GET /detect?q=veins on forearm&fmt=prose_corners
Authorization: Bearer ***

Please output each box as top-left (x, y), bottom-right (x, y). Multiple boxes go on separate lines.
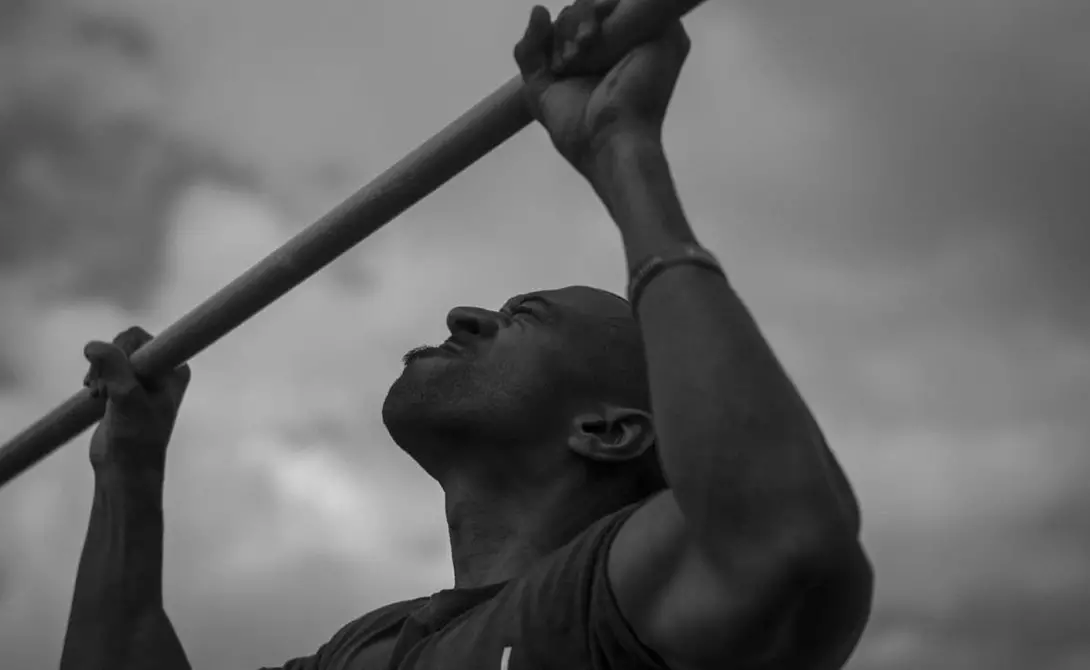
top-left (590, 136), bottom-right (697, 265)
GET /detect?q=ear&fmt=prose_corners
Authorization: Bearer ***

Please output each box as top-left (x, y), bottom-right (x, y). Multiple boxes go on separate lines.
top-left (567, 404), bottom-right (655, 463)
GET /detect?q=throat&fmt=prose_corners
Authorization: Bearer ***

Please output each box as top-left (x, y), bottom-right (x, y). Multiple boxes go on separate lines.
top-left (443, 481), bottom-right (602, 589)
top-left (449, 531), bottom-right (541, 589)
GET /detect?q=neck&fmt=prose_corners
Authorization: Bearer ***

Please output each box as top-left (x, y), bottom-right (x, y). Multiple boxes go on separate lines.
top-left (439, 464), bottom-right (622, 589)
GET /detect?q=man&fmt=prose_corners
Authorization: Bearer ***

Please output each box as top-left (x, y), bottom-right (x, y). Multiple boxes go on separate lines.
top-left (60, 1), bottom-right (873, 668)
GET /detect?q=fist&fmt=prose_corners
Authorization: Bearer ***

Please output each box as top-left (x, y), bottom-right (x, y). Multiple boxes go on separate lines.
top-left (84, 326), bottom-right (190, 474)
top-left (513, 0), bottom-right (690, 176)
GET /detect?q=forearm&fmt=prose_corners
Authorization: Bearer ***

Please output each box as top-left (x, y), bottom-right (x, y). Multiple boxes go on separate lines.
top-left (61, 466), bottom-right (190, 670)
top-left (590, 135), bottom-right (858, 549)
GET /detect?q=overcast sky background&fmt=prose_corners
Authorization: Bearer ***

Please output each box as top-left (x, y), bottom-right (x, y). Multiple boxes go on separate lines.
top-left (1, 0), bottom-right (1088, 668)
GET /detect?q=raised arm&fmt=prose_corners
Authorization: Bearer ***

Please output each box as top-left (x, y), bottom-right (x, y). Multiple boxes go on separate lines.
top-left (60, 327), bottom-right (192, 670)
top-left (596, 132), bottom-right (872, 670)
top-left (514, 3), bottom-right (872, 668)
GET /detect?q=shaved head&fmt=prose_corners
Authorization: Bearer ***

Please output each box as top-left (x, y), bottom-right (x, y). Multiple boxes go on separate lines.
top-left (543, 288), bottom-right (651, 412)
top-left (382, 285), bottom-right (664, 498)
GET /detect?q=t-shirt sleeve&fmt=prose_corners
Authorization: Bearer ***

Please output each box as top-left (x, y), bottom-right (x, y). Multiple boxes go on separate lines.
top-left (257, 628), bottom-right (346, 670)
top-left (257, 598), bottom-right (425, 670)
top-left (259, 657), bottom-right (317, 670)
top-left (257, 648), bottom-right (321, 669)
top-left (496, 500), bottom-right (670, 670)
top-left (584, 502), bottom-right (670, 669)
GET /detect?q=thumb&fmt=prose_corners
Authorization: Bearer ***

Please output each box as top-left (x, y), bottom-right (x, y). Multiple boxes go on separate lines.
top-left (513, 5), bottom-right (555, 96)
top-left (83, 341), bottom-right (142, 403)
top-left (156, 362), bottom-right (192, 410)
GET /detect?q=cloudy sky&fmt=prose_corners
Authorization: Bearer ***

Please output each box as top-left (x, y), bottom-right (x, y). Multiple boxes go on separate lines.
top-left (1, 0), bottom-right (1087, 668)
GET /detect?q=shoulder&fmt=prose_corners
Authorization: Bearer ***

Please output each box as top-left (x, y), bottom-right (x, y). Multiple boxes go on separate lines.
top-left (324, 596), bottom-right (430, 649)
top-left (482, 499), bottom-right (668, 668)
top-left (608, 491), bottom-right (873, 669)
top-left (264, 596), bottom-right (429, 670)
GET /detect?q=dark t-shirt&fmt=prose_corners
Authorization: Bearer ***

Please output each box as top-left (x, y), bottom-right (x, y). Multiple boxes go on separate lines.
top-left (262, 501), bottom-right (667, 670)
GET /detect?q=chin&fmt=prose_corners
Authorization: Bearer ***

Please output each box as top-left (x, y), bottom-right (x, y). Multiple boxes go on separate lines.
top-left (382, 371), bottom-right (426, 424)
top-left (383, 366), bottom-right (460, 438)
top-left (381, 381), bottom-right (483, 475)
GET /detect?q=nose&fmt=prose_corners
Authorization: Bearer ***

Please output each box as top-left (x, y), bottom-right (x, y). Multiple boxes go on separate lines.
top-left (446, 306), bottom-right (503, 339)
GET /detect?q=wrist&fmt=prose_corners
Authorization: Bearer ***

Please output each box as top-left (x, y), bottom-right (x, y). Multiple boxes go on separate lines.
top-left (586, 130), bottom-right (694, 249)
top-left (91, 432), bottom-right (170, 476)
top-left (93, 461), bottom-right (165, 492)
top-left (586, 128), bottom-right (665, 187)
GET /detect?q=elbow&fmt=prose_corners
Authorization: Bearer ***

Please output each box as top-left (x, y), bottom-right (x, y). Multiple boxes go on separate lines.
top-left (784, 508), bottom-right (870, 587)
top-left (746, 487), bottom-right (863, 581)
top-left (700, 503), bottom-right (863, 583)
top-left (772, 436), bottom-right (865, 555)
top-left (789, 497), bottom-right (862, 561)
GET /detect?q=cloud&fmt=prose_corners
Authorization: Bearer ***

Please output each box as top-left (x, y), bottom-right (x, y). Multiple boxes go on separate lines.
top-left (716, 0), bottom-right (1090, 320)
top-left (0, 0), bottom-right (253, 310)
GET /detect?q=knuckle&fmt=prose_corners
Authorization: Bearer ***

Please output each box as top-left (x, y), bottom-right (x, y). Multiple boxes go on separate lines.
top-left (555, 6), bottom-right (574, 30)
top-left (108, 379), bottom-right (144, 403)
top-left (172, 370), bottom-right (192, 395)
top-left (114, 326), bottom-right (152, 354)
top-left (83, 340), bottom-right (108, 360)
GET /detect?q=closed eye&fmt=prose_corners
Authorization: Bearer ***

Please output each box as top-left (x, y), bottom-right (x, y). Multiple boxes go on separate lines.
top-left (502, 296), bottom-right (551, 322)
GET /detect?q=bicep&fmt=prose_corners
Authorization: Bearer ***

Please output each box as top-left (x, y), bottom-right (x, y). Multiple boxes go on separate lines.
top-left (608, 491), bottom-right (873, 670)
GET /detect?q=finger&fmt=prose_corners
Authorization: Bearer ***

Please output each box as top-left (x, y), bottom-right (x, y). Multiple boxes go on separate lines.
top-left (155, 362), bottom-right (192, 409)
top-left (551, 2), bottom-right (593, 72)
top-left (593, 0), bottom-right (620, 19)
top-left (83, 341), bottom-right (142, 402)
top-left (574, 17), bottom-right (598, 46)
top-left (174, 362), bottom-right (192, 389)
top-left (626, 20), bottom-right (690, 87)
top-left (640, 20), bottom-right (690, 60)
top-left (656, 21), bottom-right (691, 86)
top-left (513, 5), bottom-right (554, 82)
top-left (663, 21), bottom-right (692, 61)
top-left (83, 353), bottom-right (105, 398)
top-left (112, 325), bottom-right (153, 357)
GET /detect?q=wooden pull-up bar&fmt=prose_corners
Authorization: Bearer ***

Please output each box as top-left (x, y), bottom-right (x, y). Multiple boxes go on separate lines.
top-left (0, 0), bottom-right (706, 489)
